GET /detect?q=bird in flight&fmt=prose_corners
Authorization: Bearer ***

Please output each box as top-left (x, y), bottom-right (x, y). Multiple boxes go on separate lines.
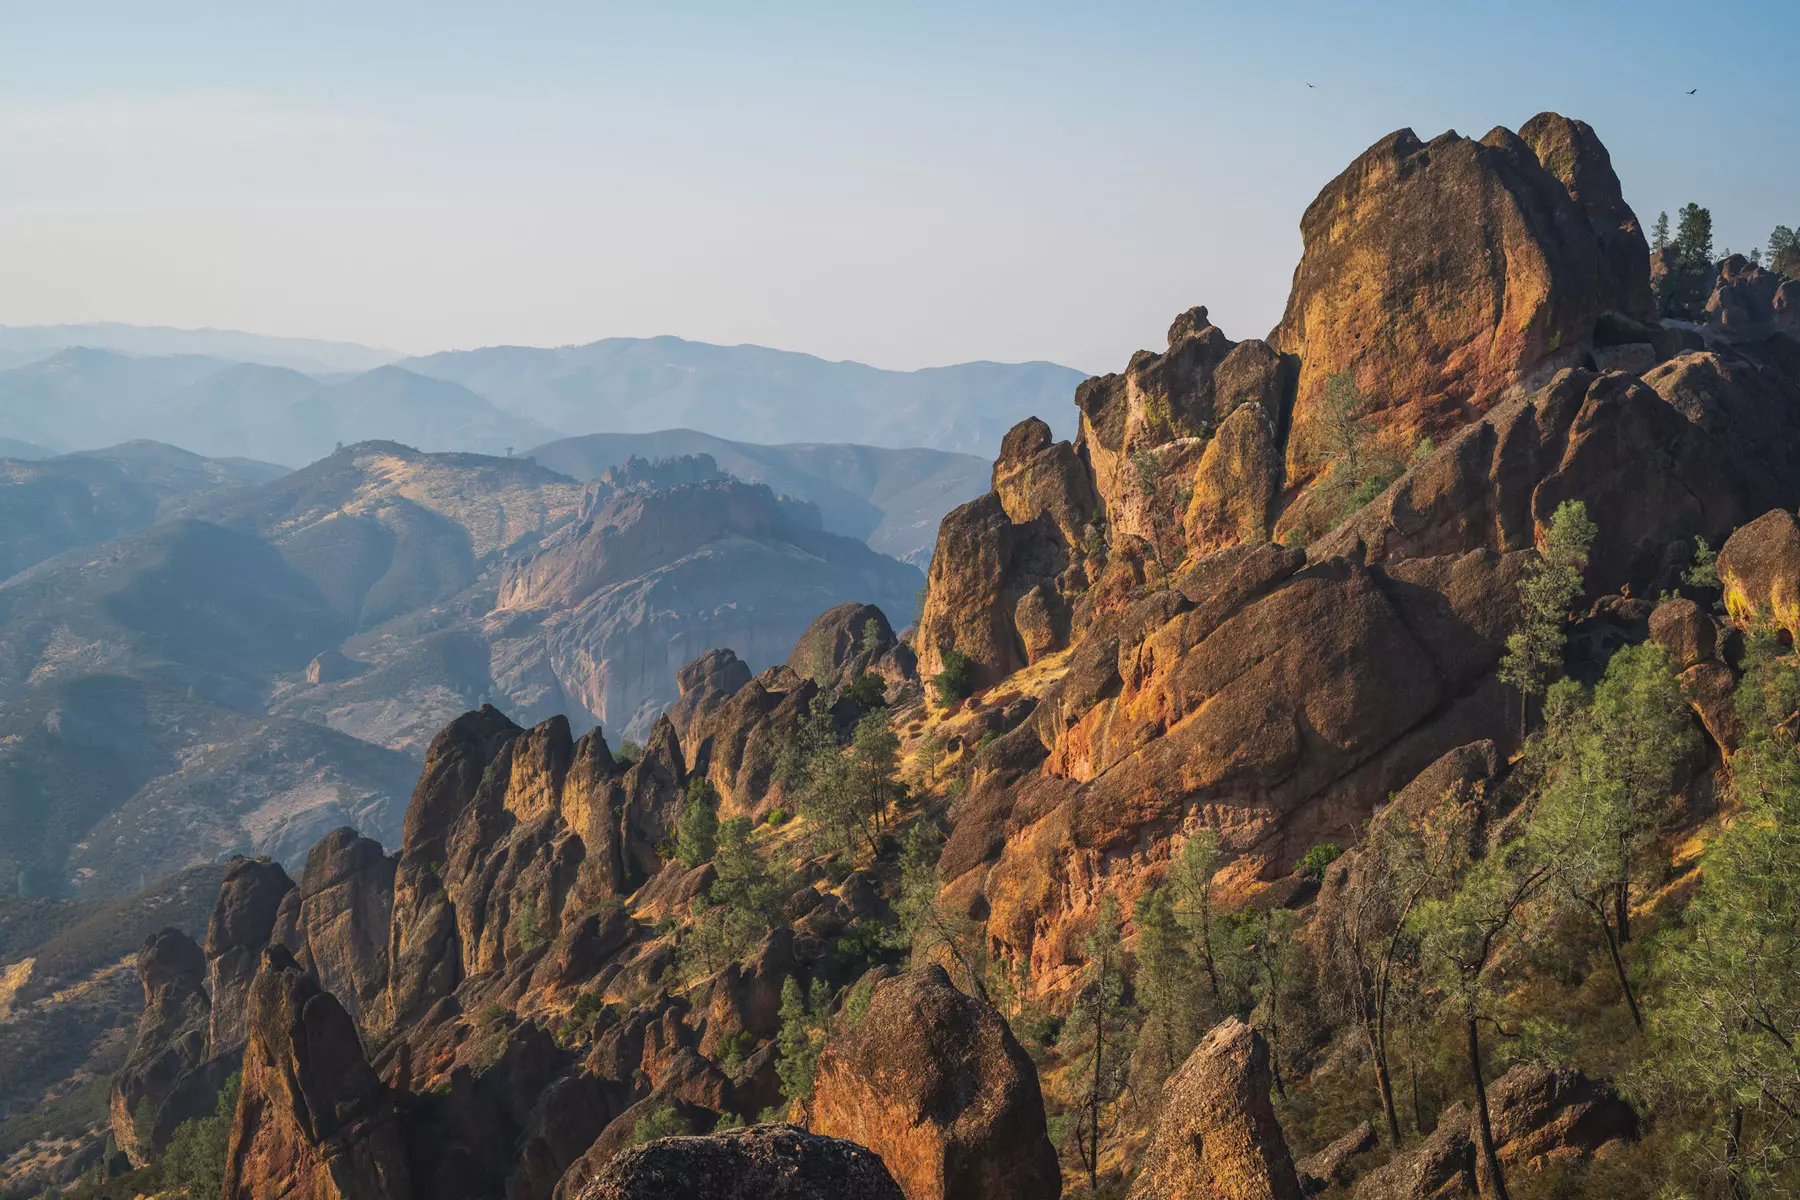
top-left (1306, 82), bottom-right (1315, 88)
top-left (1687, 88), bottom-right (1698, 94)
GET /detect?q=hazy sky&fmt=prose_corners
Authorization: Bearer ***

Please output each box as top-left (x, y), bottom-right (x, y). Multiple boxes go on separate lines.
top-left (2, 1), bottom-right (1795, 374)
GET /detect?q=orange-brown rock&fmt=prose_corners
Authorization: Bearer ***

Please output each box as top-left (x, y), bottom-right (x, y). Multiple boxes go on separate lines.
top-left (1272, 116), bottom-right (1651, 486)
top-left (577, 1124), bottom-right (904, 1200)
top-left (206, 856), bottom-right (297, 1056)
top-left (1128, 1018), bottom-right (1303, 1200)
top-left (1648, 597), bottom-right (1716, 671)
top-left (1352, 1064), bottom-right (1635, 1199)
top-left (1718, 508), bottom-right (1800, 636)
top-left (223, 945), bottom-right (410, 1200)
top-left (786, 601), bottom-right (917, 692)
top-left (1182, 399), bottom-right (1282, 555)
top-left (109, 929), bottom-right (216, 1166)
top-left (810, 966), bottom-right (1059, 1200)
top-left (296, 827), bottom-right (395, 1029)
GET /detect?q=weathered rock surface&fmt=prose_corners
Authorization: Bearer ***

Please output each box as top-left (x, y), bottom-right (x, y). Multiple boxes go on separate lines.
top-left (1718, 507), bottom-right (1800, 637)
top-left (296, 827), bottom-right (395, 1028)
top-left (109, 929), bottom-right (216, 1166)
top-left (491, 476), bottom-right (922, 739)
top-left (1297, 1120), bottom-right (1377, 1195)
top-left (1272, 114), bottom-right (1652, 484)
top-left (1353, 1065), bottom-right (1635, 1199)
top-left (1128, 1018), bottom-right (1303, 1200)
top-left (578, 1125), bottom-right (904, 1200)
top-left (811, 965), bottom-right (1060, 1200)
top-left (206, 856), bottom-right (298, 1055)
top-left (222, 945), bottom-right (411, 1200)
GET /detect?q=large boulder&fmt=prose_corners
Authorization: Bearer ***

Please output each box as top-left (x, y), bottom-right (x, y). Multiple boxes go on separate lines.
top-left (109, 929), bottom-right (218, 1166)
top-left (1353, 1064), bottom-right (1635, 1199)
top-left (1128, 1018), bottom-right (1303, 1200)
top-left (222, 946), bottom-right (411, 1200)
top-left (810, 965), bottom-right (1060, 1200)
top-left (206, 856), bottom-right (297, 1055)
top-left (1718, 508), bottom-right (1800, 637)
top-left (1272, 115), bottom-right (1651, 485)
top-left (577, 1124), bottom-right (904, 1200)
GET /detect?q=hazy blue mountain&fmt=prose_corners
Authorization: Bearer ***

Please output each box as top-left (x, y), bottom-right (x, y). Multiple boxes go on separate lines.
top-left (0, 322), bottom-right (396, 373)
top-left (0, 436), bottom-right (52, 460)
top-left (528, 428), bottom-right (988, 565)
top-left (405, 335), bottom-right (1085, 455)
top-left (0, 352), bottom-right (560, 465)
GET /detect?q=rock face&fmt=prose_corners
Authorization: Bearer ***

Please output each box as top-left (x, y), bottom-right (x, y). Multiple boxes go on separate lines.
top-left (206, 856), bottom-right (298, 1055)
top-left (1128, 1018), bottom-right (1303, 1200)
top-left (810, 966), bottom-right (1060, 1200)
top-left (295, 828), bottom-right (395, 1028)
top-left (578, 1125), bottom-right (904, 1200)
top-left (1353, 1065), bottom-right (1635, 1199)
top-left (222, 946), bottom-right (411, 1200)
top-left (1704, 254), bottom-right (1800, 336)
top-left (490, 476), bottom-right (923, 738)
top-left (1718, 507), bottom-right (1800, 637)
top-left (109, 929), bottom-right (216, 1166)
top-left (1271, 113), bottom-right (1652, 484)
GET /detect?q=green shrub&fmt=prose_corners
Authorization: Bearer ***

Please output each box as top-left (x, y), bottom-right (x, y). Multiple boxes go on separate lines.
top-left (159, 1073), bottom-right (240, 1199)
top-left (764, 807), bottom-right (791, 826)
top-left (931, 649), bottom-right (978, 706)
top-left (848, 672), bottom-right (887, 708)
top-left (628, 1104), bottom-right (690, 1145)
top-left (1293, 843), bottom-right (1343, 882)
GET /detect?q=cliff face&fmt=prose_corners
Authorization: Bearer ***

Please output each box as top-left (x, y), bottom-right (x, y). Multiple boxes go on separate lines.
top-left (488, 477), bottom-right (923, 740)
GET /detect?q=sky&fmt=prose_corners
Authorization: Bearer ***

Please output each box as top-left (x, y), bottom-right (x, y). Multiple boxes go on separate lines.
top-left (1, 1), bottom-right (1795, 375)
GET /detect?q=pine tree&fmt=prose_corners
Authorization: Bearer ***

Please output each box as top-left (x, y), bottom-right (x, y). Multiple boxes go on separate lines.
top-left (1653, 211), bottom-right (1671, 252)
top-left (1675, 203), bottom-right (1715, 268)
top-left (1497, 500), bottom-right (1596, 737)
top-left (674, 777), bottom-right (720, 867)
top-left (1063, 897), bottom-right (1133, 1192)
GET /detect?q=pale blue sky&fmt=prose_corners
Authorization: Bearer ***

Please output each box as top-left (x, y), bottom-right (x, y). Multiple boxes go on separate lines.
top-left (1, 1), bottom-right (1794, 373)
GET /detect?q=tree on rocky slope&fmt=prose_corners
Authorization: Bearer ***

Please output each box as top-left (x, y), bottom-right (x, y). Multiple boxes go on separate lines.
top-left (1532, 645), bottom-right (1695, 1030)
top-left (1061, 896), bottom-right (1134, 1193)
top-left (1499, 499), bottom-right (1596, 738)
top-left (1658, 629), bottom-right (1800, 1193)
top-left (1413, 805), bottom-right (1554, 1200)
top-left (1329, 792), bottom-right (1472, 1147)
top-left (1770, 224), bottom-right (1800, 277)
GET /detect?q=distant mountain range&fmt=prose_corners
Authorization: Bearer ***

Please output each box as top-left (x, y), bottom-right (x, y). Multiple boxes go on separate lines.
top-left (404, 335), bottom-right (1086, 453)
top-left (0, 322), bottom-right (397, 374)
top-left (0, 325), bottom-right (1086, 461)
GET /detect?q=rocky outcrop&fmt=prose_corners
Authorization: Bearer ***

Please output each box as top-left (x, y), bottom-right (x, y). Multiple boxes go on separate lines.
top-left (916, 418), bottom-right (1101, 685)
top-left (578, 1125), bottom-right (904, 1200)
top-left (109, 929), bottom-right (217, 1166)
top-left (490, 477), bottom-right (923, 738)
top-left (222, 946), bottom-right (411, 1200)
top-left (1128, 1018), bottom-right (1303, 1200)
top-left (1703, 254), bottom-right (1799, 337)
top-left (206, 856), bottom-right (297, 1055)
top-left (810, 965), bottom-right (1060, 1200)
top-left (1183, 400), bottom-right (1283, 555)
top-left (1271, 114), bottom-right (1652, 485)
top-left (1298, 1120), bottom-right (1377, 1195)
top-left (1353, 1065), bottom-right (1635, 1199)
top-left (787, 601), bottom-right (917, 691)
top-left (296, 828), bottom-right (395, 1029)
top-left (1718, 507), bottom-right (1800, 637)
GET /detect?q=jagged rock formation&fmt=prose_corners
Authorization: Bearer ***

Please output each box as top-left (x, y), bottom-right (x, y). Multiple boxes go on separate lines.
top-left (1128, 1019), bottom-right (1303, 1200)
top-left (222, 946), bottom-right (411, 1200)
top-left (1272, 114), bottom-right (1652, 484)
top-left (576, 1125), bottom-right (904, 1200)
top-left (489, 476), bottom-right (922, 738)
top-left (1352, 1065), bottom-right (1636, 1199)
top-left (207, 856), bottom-right (298, 1055)
top-left (1704, 254), bottom-right (1799, 336)
top-left (810, 965), bottom-right (1060, 1200)
top-left (108, 929), bottom-right (219, 1166)
top-left (1297, 1120), bottom-right (1377, 1195)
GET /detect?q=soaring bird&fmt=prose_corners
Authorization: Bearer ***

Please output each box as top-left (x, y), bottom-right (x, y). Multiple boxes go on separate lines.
top-left (1306, 82), bottom-right (1315, 88)
top-left (1687, 87), bottom-right (1698, 94)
